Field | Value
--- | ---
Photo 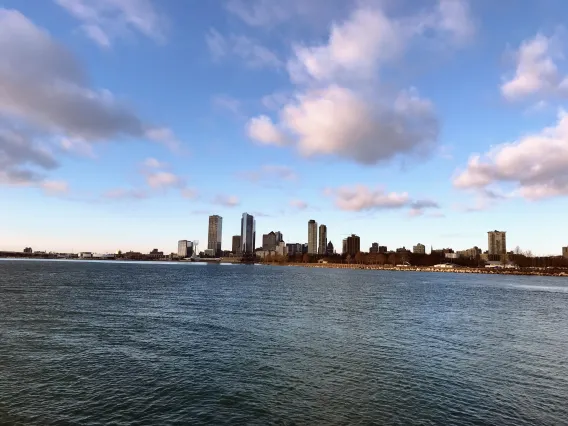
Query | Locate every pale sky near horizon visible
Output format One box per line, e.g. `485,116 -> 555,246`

2,0 -> 568,256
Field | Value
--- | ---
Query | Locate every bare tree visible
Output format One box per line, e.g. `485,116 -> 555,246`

354,252 -> 362,264
388,253 -> 397,266
302,253 -> 310,263
377,253 -> 386,266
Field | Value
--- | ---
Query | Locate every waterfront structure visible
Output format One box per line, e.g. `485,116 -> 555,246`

308,220 -> 318,254
232,235 -> 241,254
318,224 -> 327,255
208,215 -> 223,256
241,213 -> 256,254
177,240 -> 193,258
346,234 -> 360,256
262,231 -> 280,251
369,243 -> 379,254
23,247 -> 33,253
286,243 -> 303,256
563,246 -> 568,259
413,243 -> 426,254
457,246 -> 481,259
327,241 -> 334,255
488,230 -> 507,260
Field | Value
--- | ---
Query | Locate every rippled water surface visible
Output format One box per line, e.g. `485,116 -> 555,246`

1,260 -> 568,425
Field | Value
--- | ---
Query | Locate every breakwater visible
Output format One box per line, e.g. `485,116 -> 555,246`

274,262 -> 568,277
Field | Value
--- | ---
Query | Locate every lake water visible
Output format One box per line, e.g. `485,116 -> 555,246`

1,260 -> 567,425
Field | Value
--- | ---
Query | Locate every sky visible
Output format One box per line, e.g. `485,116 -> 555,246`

1,0 -> 568,256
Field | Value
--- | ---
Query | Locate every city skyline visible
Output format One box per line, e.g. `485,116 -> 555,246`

2,1 -> 568,256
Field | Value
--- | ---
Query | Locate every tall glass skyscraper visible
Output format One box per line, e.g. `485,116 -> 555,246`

241,213 -> 256,254
208,215 -> 222,256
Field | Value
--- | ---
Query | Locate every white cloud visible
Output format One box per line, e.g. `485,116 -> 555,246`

206,29 -> 281,68
60,137 -> 96,158
246,115 -> 289,146
436,0 -> 475,45
142,157 -> 167,168
225,0 -> 327,27
181,188 -> 198,199
55,0 -> 167,46
501,32 -> 567,101
245,1 -> 474,164
40,180 -> 70,195
145,171 -> 185,189
212,194 -> 240,207
248,85 -> 438,164
0,9 -> 179,145
289,199 -> 308,210
326,185 -> 440,215
454,111 -> 568,200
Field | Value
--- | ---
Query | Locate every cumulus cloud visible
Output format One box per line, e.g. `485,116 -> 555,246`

0,9 -> 180,189
145,171 -> 185,189
55,0 -> 168,47
501,32 -> 568,101
206,29 -> 281,68
212,194 -> 240,207
454,111 -> 568,200
244,1 -> 473,164
326,185 -> 440,215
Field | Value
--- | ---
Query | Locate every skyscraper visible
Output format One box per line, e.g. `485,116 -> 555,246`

241,213 -> 256,254
346,234 -> 361,256
413,243 -> 426,254
208,215 -> 223,256
308,220 -> 317,254
488,230 -> 506,260
318,224 -> 327,255
262,232 -> 277,251
177,240 -> 193,258
232,235 -> 241,254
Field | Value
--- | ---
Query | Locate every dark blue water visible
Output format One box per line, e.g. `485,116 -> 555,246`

1,260 -> 567,425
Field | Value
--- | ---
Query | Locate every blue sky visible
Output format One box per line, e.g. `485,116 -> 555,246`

1,0 -> 568,255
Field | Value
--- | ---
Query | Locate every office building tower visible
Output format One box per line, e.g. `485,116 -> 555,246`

346,234 -> 361,256
370,243 -> 379,253
413,243 -> 426,254
308,220 -> 317,254
318,224 -> 327,255
326,241 -> 334,255
342,239 -> 348,255
232,235 -> 242,254
563,246 -> 568,259
178,240 -> 191,258
262,231 -> 279,251
378,246 -> 388,253
208,215 -> 223,256
488,230 -> 506,260
241,213 -> 256,254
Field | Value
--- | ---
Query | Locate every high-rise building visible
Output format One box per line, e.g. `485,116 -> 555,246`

208,215 -> 223,256
346,234 -> 360,256
318,224 -> 327,255
563,246 -> 568,259
378,246 -> 387,253
488,230 -> 507,260
262,232 -> 277,251
326,241 -> 334,255
262,231 -> 282,251
241,213 -> 256,254
178,240 -> 193,258
413,243 -> 426,254
308,220 -> 317,254
369,242 -> 379,253
342,238 -> 348,255
232,235 -> 241,254
286,243 -> 303,256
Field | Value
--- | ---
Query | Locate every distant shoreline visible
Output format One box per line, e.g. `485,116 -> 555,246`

271,262 -> 568,277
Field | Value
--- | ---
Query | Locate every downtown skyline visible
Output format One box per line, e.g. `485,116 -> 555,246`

2,0 -> 568,256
